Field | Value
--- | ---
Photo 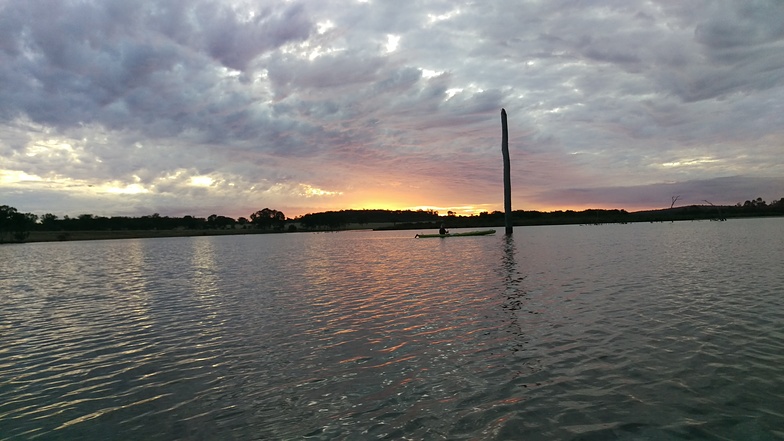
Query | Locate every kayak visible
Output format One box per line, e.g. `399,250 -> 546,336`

415,229 -> 496,238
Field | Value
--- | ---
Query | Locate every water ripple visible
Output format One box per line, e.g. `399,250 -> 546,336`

1,222 -> 783,439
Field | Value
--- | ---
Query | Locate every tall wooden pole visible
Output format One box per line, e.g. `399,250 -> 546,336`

501,108 -> 513,235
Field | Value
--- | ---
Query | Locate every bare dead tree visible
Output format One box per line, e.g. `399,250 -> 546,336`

670,195 -> 681,209
703,200 -> 726,221
501,109 -> 513,235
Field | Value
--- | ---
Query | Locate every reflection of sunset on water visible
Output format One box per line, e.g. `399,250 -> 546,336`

292,231 -> 508,391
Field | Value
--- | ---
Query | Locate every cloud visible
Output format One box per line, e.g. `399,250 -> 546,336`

534,176 -> 784,210
1,0 -> 783,219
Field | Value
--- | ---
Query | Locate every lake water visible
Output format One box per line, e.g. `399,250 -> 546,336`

1,218 -> 783,440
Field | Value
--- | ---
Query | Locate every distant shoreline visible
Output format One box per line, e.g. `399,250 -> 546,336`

15,223 -> 391,244
20,229 -> 273,243
4,202 -> 782,245
9,214 -> 782,244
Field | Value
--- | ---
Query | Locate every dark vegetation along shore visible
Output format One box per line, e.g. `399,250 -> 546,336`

1,197 -> 783,244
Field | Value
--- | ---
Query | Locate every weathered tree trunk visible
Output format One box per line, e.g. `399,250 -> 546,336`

501,108 -> 513,235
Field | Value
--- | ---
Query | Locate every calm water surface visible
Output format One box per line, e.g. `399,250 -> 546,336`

1,218 -> 783,440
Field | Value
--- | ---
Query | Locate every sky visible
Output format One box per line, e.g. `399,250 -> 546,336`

2,0 -> 784,220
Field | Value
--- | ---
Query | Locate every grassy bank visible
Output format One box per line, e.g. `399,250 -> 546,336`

19,229 -> 274,243
11,222 -> 397,244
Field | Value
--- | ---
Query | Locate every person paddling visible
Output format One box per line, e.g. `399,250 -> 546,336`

439,223 -> 449,235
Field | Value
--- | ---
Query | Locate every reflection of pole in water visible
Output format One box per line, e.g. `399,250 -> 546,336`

501,235 -> 524,301
498,236 -> 546,387
499,234 -> 530,356
501,109 -> 513,235
502,234 -> 516,283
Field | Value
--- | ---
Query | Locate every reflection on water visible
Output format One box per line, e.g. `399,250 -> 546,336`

1,220 -> 784,439
190,237 -> 220,297
498,235 -> 530,352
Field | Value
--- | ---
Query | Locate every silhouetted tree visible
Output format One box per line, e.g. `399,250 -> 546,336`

250,208 -> 286,230
40,213 -> 59,230
0,205 -> 36,242
207,214 -> 236,229
742,197 -> 767,210
181,215 -> 205,229
207,214 -> 219,229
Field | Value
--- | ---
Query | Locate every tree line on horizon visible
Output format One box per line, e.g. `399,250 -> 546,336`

0,206 -> 445,242
0,206 -> 288,242
2,198 -> 783,243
